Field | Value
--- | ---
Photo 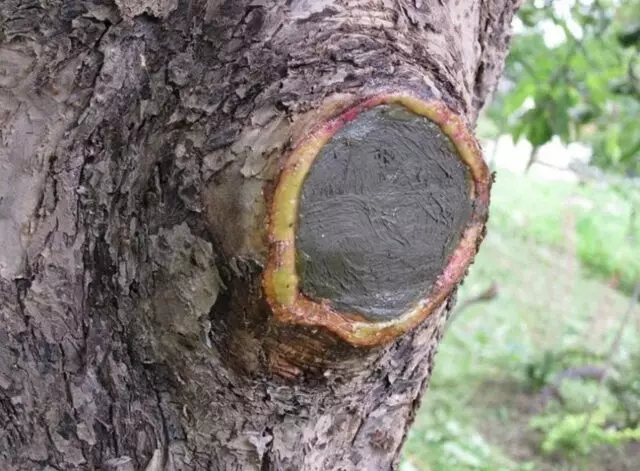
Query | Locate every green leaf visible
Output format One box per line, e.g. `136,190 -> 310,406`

511,120 -> 529,144
618,23 -> 640,47
503,81 -> 536,116
605,129 -> 622,163
525,109 -> 553,147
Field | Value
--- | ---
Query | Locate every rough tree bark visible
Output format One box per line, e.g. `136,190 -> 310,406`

0,1 -> 520,470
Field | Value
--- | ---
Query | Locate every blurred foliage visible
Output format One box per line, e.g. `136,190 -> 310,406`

608,352 -> 640,427
525,350 -> 640,459
523,348 -> 604,393
523,347 -> 640,458
487,0 -> 640,176
530,407 -> 640,457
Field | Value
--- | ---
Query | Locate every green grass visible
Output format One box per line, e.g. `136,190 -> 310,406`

489,171 -> 639,293
402,171 -> 639,470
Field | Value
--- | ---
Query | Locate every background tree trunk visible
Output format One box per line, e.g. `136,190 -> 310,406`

0,1 -> 520,469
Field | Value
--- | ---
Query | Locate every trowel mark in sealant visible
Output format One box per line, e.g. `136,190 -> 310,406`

296,105 -> 472,321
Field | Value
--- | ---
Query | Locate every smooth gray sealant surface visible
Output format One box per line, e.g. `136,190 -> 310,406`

296,105 -> 472,321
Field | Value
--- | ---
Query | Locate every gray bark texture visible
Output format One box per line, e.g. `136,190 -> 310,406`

0,1 -> 520,469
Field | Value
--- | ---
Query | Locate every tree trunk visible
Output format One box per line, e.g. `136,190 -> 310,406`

0,1 -> 520,470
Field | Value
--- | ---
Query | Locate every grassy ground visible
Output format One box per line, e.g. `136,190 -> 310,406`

401,170 -> 639,470
490,172 -> 639,293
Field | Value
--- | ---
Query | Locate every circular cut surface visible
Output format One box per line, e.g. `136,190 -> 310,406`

296,105 -> 472,321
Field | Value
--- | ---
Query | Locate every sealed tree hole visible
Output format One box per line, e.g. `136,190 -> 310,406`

296,105 -> 472,321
